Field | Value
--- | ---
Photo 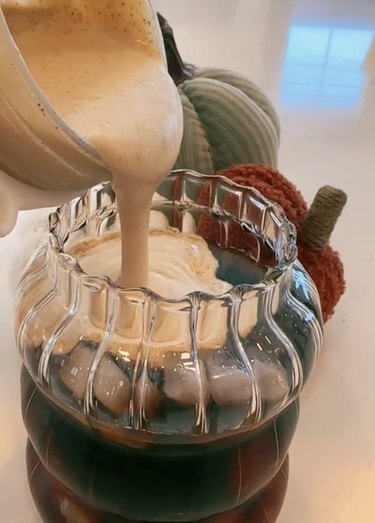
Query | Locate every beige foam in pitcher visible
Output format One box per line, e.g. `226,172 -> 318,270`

0,0 -> 167,235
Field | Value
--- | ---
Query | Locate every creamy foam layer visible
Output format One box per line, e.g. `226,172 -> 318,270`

65,230 -> 259,357
21,229 -> 261,358
72,229 -> 232,299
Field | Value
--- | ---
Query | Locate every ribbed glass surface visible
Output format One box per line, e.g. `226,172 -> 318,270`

16,170 -> 323,442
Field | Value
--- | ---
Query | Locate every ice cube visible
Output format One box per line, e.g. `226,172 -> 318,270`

59,343 -> 132,417
207,365 -> 253,406
205,350 -> 290,407
205,352 -> 253,406
254,359 -> 290,404
93,354 -> 131,417
59,341 -> 96,401
163,362 -> 209,406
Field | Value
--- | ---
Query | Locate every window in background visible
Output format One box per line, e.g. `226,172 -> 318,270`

281,25 -> 374,109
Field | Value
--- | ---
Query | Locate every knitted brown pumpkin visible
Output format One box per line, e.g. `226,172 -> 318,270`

197,164 -> 346,322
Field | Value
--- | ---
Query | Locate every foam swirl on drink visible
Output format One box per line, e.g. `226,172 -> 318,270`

73,229 -> 232,298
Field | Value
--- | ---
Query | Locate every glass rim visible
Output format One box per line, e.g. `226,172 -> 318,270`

48,169 -> 298,304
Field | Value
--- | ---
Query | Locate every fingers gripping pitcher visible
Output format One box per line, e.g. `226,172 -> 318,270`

1,1 -> 323,522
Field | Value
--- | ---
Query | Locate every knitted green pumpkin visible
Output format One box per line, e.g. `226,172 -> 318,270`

158,14 -> 280,172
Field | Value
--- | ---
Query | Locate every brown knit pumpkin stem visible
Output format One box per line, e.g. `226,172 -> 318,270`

157,13 -> 196,85
303,186 -> 347,251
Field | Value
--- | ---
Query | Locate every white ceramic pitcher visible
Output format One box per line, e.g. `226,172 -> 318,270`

0,0 -> 165,236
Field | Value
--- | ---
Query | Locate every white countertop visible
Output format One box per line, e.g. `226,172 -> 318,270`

0,0 -> 374,522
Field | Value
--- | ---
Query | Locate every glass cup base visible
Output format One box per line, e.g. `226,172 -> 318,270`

27,440 -> 288,523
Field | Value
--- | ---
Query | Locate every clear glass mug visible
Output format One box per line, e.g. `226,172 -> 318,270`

15,170 -> 323,523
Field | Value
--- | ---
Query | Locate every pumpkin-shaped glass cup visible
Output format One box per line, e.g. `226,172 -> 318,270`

16,171 -> 323,523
